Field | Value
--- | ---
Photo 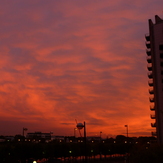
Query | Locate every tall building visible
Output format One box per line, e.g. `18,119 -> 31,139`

145,15 -> 163,144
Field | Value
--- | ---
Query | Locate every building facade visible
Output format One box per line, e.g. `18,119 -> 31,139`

26,132 -> 52,142
146,15 -> 163,144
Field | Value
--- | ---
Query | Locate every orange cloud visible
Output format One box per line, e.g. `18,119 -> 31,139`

0,0 -> 162,137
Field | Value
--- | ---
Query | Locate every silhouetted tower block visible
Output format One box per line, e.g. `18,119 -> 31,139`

146,15 -> 163,144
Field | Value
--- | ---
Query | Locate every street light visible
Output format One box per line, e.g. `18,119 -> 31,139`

74,128 -> 77,137
124,125 -> 128,137
22,127 -> 28,137
100,131 -> 102,142
99,131 -> 102,160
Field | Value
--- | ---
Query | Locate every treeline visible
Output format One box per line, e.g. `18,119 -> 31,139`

0,135 -> 158,163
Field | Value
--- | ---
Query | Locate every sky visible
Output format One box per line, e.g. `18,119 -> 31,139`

0,0 -> 163,138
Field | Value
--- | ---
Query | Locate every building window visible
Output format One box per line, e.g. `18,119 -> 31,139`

160,53 -> 163,58
159,44 -> 163,50
161,71 -> 163,75
161,62 -> 163,67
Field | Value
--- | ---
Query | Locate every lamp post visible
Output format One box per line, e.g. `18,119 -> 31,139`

74,128 -> 77,137
100,131 -> 102,142
22,127 -> 28,137
76,122 -> 87,163
99,131 -> 102,160
124,125 -> 128,138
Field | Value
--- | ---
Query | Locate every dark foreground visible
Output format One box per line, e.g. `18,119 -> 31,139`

36,155 -> 126,163
0,136 -> 162,163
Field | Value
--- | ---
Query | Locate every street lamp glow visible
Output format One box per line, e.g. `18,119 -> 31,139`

33,161 -> 37,163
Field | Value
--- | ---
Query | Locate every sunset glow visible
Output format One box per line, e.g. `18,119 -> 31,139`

0,0 -> 163,138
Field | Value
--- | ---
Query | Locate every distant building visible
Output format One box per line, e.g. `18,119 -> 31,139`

145,15 -> 163,144
26,132 -> 52,142
87,136 -> 101,142
51,135 -> 65,142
